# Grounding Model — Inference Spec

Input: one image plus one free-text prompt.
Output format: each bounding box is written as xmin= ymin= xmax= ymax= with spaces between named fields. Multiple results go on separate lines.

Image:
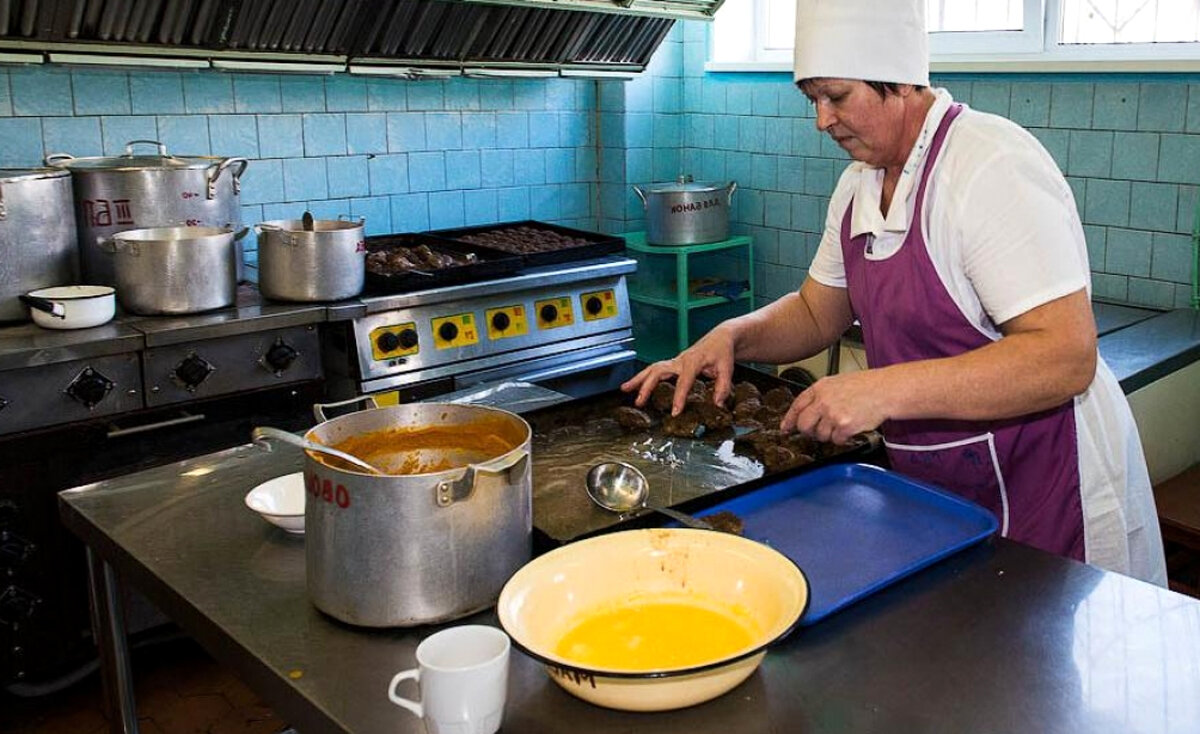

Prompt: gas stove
xmin=324 ymin=256 xmax=638 ymax=402
xmin=0 ymin=287 xmax=324 ymax=437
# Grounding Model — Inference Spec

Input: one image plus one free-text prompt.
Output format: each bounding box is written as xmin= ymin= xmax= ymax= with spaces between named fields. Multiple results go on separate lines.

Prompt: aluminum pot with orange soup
xmin=498 ymin=528 xmax=809 ymax=712
xmin=303 ymin=402 xmax=531 ymax=627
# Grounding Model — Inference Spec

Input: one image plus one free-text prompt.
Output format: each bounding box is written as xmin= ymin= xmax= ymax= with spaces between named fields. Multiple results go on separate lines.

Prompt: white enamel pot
xmin=20 ymin=285 xmax=115 ymax=329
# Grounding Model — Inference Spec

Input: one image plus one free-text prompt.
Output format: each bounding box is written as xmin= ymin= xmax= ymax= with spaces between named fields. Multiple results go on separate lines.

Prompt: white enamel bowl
xmin=22 ymin=285 xmax=116 ymax=329
xmin=244 ymin=473 xmax=306 ymax=534
xmin=497 ymin=528 xmax=808 ymax=712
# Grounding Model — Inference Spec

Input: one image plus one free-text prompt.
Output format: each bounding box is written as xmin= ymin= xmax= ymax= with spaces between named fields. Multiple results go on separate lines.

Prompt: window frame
xmin=706 ymin=0 xmax=1200 ymax=73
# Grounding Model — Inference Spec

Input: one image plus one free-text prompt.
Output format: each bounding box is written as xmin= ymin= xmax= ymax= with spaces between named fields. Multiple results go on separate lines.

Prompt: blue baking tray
xmin=681 ymin=463 xmax=999 ymax=625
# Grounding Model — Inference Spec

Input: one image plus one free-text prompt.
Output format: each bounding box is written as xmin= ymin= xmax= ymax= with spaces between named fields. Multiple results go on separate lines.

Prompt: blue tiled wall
xmin=5 ymin=27 xmax=1198 ymax=311
xmin=0 ymin=66 xmax=598 ymax=265
xmin=642 ymin=21 xmax=1200 ymax=311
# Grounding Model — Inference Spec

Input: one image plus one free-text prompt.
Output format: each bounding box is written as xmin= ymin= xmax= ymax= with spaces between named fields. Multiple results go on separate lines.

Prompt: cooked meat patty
xmin=650 ymin=382 xmax=676 ymax=414
xmin=614 ymin=406 xmax=654 ymax=431
xmin=692 ymin=401 xmax=732 ymax=430
xmin=733 ymin=397 xmax=762 ymax=421
xmin=704 ymin=510 xmax=745 ymax=535
xmin=762 ymin=386 xmax=795 ymax=413
xmin=661 ymin=411 xmax=704 ymax=438
xmin=732 ymin=382 xmax=760 ymax=404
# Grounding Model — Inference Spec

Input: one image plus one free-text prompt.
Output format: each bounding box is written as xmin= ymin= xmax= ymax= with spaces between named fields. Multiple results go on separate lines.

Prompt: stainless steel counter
xmin=60 ymin=444 xmax=1200 ymax=734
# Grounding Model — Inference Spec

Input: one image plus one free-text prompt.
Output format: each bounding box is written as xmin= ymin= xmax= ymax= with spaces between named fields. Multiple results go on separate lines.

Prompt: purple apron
xmin=840 ymin=104 xmax=1085 ymax=560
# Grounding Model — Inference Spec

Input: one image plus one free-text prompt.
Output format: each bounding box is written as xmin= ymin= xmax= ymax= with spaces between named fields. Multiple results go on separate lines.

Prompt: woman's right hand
xmin=620 ymin=325 xmax=738 ymax=415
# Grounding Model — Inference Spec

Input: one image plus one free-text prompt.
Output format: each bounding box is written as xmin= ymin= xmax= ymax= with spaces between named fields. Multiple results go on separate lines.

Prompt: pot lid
xmin=45 ymin=140 xmax=225 ymax=172
xmin=260 ymin=218 xmax=365 ymax=233
xmin=0 ymin=167 xmax=71 ymax=184
xmin=645 ymin=174 xmax=730 ymax=194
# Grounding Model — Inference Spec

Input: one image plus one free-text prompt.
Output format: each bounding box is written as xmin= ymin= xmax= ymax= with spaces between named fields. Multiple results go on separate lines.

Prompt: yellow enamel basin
xmin=497 ymin=528 xmax=808 ymax=712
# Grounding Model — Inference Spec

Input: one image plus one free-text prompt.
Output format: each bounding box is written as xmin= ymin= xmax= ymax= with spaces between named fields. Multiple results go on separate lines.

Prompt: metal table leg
xmin=86 ymin=547 xmax=140 ymax=734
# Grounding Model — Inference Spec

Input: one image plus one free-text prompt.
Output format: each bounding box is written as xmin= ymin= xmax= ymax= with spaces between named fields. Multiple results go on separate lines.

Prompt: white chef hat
xmin=793 ymin=0 xmax=930 ymax=87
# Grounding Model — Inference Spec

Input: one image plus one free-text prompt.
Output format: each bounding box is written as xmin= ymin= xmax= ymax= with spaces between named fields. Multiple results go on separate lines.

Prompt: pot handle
xmin=208 ymin=158 xmax=250 ymax=199
xmin=312 ymin=394 xmax=381 ymax=423
xmin=435 ymin=449 xmax=530 ymax=508
xmin=725 ymin=181 xmax=738 ymax=205
xmin=19 ymin=294 xmax=66 ymax=319
xmin=44 ymin=153 xmax=75 ymax=165
xmin=254 ymin=223 xmax=297 ymax=247
xmin=632 ymin=185 xmax=647 ymax=209
xmin=103 ymin=238 xmax=140 ymax=256
xmin=124 ymin=140 xmax=169 ymax=157
xmin=231 ymin=226 xmax=252 ymax=242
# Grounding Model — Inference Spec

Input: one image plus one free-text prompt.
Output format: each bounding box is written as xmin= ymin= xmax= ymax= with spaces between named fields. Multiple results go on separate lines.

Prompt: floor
xmin=0 ymin=635 xmax=289 ymax=734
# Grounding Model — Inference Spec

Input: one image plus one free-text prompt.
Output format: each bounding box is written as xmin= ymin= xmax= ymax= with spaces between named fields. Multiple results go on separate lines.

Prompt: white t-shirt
xmin=808 ymin=88 xmax=1090 ymax=332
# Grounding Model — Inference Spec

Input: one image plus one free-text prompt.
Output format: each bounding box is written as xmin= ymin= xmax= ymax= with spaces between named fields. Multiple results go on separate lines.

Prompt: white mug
xmin=388 ymin=625 xmax=511 ymax=734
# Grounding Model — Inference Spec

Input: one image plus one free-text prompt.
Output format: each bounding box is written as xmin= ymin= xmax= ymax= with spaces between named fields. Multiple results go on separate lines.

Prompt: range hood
xmin=0 ymin=0 xmax=721 ymax=75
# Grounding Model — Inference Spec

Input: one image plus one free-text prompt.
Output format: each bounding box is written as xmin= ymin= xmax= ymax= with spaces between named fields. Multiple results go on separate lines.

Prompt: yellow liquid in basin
xmin=554 ymin=597 xmax=759 ymax=671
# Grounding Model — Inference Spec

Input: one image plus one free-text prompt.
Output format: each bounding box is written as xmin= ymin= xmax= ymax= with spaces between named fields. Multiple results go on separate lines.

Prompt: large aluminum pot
xmin=108 ymin=226 xmax=238 ymax=315
xmin=634 ymin=175 xmax=737 ymax=246
xmin=0 ymin=168 xmax=78 ymax=321
xmin=257 ymin=217 xmax=365 ymax=302
xmin=303 ymin=400 xmax=532 ymax=627
xmin=46 ymin=140 xmax=248 ymax=286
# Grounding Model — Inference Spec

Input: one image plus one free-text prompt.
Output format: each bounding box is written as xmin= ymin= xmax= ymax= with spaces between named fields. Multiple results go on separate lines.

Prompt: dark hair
xmin=797 ymin=79 xmax=928 ymax=99
xmin=865 ymin=81 xmax=906 ymax=97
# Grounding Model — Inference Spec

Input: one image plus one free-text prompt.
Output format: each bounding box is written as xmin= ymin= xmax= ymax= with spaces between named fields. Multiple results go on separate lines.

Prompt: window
xmin=926 ymin=0 xmax=1043 ymax=54
xmin=1060 ymin=0 xmax=1200 ymax=44
xmin=708 ymin=0 xmax=1200 ymax=72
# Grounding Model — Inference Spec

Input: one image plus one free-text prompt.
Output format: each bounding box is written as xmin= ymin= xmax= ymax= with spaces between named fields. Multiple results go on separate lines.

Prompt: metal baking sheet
xmin=526 ymin=367 xmax=875 ymax=544
xmin=363 ymin=233 xmax=521 ymax=294
xmin=429 ymin=220 xmax=626 ymax=269
xmin=658 ymin=463 xmax=999 ymax=625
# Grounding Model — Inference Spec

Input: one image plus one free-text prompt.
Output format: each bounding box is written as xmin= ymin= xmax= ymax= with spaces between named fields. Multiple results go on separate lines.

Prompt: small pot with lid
xmin=257 ymin=214 xmax=366 ymax=302
xmin=47 ymin=140 xmax=248 ymax=286
xmin=634 ymin=175 xmax=737 ymax=246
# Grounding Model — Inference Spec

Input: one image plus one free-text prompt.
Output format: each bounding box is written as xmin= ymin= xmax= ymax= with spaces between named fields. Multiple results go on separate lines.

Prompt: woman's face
xmin=800 ymin=79 xmax=910 ymax=170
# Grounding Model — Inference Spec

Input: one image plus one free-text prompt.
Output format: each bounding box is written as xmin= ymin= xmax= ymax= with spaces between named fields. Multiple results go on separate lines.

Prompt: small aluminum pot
xmin=303 ymin=400 xmax=532 ymax=627
xmin=256 ymin=218 xmax=365 ymax=302
xmin=108 ymin=226 xmax=238 ymax=315
xmin=634 ymin=176 xmax=737 ymax=246
xmin=19 ymin=285 xmax=115 ymax=330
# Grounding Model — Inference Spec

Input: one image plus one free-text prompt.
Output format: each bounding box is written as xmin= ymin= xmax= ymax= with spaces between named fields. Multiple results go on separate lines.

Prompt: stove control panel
xmin=144 ymin=325 xmax=322 ymax=408
xmin=536 ymin=297 xmax=575 ymax=329
xmin=486 ymin=306 xmax=528 ymax=340
xmin=371 ymin=322 xmax=420 ymax=361
xmin=581 ymin=289 xmax=619 ymax=321
xmin=433 ymin=313 xmax=479 ymax=350
xmin=0 ymin=354 xmax=142 ymax=436
xmin=349 ymin=271 xmax=634 ymax=385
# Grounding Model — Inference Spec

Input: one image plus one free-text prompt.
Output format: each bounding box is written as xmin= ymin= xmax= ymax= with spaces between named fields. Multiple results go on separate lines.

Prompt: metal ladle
xmin=585 ymin=461 xmax=713 ymax=530
xmin=251 ymin=426 xmax=386 ymax=476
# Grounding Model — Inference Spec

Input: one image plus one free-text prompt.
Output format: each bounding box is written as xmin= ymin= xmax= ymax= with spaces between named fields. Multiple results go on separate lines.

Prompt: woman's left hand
xmin=780 ymin=370 xmax=889 ymax=445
